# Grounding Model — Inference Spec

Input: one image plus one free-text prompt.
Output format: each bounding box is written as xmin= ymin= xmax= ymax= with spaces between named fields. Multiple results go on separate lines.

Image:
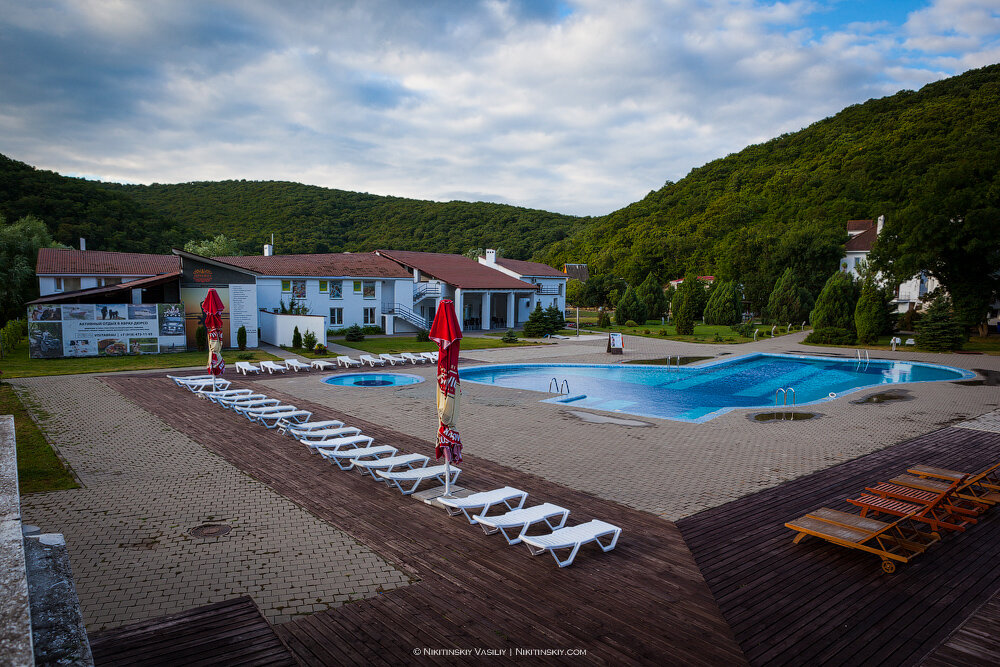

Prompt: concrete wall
xmin=0 ymin=415 xmax=33 ymax=666
xmin=258 ymin=310 xmax=328 ymax=348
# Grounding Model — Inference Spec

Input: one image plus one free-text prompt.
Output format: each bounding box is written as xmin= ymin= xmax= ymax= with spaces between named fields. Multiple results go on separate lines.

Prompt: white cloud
xmin=0 ymin=0 xmax=997 ymax=216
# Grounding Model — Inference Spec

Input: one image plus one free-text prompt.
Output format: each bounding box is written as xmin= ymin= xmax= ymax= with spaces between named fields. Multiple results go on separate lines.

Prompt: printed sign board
xmin=607 ymin=332 xmax=624 ymax=354
xmin=27 ymin=303 xmax=186 ymax=358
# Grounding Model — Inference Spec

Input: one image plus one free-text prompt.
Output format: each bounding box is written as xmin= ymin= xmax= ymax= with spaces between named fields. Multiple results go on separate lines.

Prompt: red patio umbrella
xmin=429 ymin=299 xmax=463 ymax=496
xmin=202 ymin=289 xmax=226 ymax=390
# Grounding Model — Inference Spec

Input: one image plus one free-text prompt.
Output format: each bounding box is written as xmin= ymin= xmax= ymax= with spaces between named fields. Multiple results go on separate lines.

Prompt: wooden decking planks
xmin=88 ymin=596 xmax=296 ymax=666
xmin=923 ymin=588 xmax=1000 ymax=666
xmin=105 ymin=374 xmax=746 ymax=665
xmin=677 ymin=425 xmax=1000 ymax=667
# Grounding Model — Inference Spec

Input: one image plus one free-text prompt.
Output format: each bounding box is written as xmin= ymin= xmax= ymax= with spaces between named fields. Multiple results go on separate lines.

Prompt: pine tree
xmin=854 ymin=276 xmax=892 ymax=344
xmin=543 ymin=304 xmax=565 ymax=334
xmin=292 ymin=326 xmax=302 ymax=349
xmin=703 ymin=280 xmax=742 ymax=325
xmin=523 ymin=303 xmax=548 ymax=337
xmin=237 ymin=325 xmax=247 ymax=350
xmin=636 ymin=274 xmax=666 ymax=321
xmin=810 ymin=271 xmax=858 ymax=330
xmin=767 ymin=268 xmax=813 ymax=325
xmin=615 ymin=286 xmax=648 ymax=325
xmin=915 ymin=294 xmax=965 ymax=351
xmin=671 ymin=279 xmax=701 ymax=335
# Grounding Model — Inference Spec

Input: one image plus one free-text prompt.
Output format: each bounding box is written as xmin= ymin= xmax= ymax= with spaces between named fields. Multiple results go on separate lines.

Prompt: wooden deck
xmin=104 ymin=374 xmax=746 ymax=665
xmin=924 ymin=588 xmax=1000 ymax=666
xmin=676 ymin=425 xmax=1000 ymax=666
xmin=88 ymin=596 xmax=296 ymax=666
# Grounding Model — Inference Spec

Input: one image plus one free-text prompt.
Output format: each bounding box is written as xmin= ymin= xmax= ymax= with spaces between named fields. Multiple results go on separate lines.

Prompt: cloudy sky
xmin=1 ymin=1 xmax=998 ymax=216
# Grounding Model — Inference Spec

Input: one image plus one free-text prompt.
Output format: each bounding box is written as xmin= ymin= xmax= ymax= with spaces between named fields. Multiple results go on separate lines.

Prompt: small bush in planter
xmin=344 ymin=325 xmax=365 ymax=342
xmin=313 ymin=343 xmax=328 ymax=354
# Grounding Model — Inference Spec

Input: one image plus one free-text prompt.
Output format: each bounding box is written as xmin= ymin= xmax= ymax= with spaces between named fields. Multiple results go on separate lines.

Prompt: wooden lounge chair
xmin=521 ymin=520 xmax=621 ymax=568
xmin=909 ymin=462 xmax=1000 ymax=494
xmin=846 ymin=477 xmax=975 ymax=533
xmin=379 ymin=353 xmax=407 ymax=365
xmin=892 ymin=472 xmax=1000 ymax=507
xmin=473 ymin=503 xmax=570 ymax=544
xmin=437 ymin=487 xmax=528 ymax=524
xmin=785 ymin=507 xmax=941 ymax=573
xmin=359 ymin=354 xmax=386 ymax=367
xmin=376 ymin=464 xmax=461 ymax=495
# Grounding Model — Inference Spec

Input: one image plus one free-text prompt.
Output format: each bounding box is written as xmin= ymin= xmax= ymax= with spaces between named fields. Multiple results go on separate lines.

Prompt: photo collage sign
xmin=27 ymin=303 xmax=186 ymax=358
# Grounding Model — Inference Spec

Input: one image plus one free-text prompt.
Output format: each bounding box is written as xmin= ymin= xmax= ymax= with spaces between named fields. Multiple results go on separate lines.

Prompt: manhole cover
xmin=190 ymin=524 xmax=231 ymax=538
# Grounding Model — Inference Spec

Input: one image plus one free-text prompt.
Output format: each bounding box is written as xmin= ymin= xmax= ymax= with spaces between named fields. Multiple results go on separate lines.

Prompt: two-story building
xmin=476 ymin=249 xmax=567 ymax=322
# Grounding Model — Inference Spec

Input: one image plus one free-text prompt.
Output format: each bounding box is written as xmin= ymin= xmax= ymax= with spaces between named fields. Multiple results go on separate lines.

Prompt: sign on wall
xmin=27 ymin=303 xmax=186 ymax=358
xmin=179 ymin=284 xmax=258 ymax=349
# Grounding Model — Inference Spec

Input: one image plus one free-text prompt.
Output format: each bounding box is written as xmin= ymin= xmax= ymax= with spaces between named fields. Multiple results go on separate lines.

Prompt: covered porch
xmin=454 ymin=289 xmax=536 ymax=331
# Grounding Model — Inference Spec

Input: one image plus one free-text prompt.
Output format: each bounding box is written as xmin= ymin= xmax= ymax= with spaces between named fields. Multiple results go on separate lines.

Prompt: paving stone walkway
xmin=12 ymin=376 xmax=411 ymax=631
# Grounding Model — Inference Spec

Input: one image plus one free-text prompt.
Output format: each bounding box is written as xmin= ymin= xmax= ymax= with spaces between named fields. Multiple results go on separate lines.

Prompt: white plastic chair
xmin=520 ymin=520 xmax=621 ymax=567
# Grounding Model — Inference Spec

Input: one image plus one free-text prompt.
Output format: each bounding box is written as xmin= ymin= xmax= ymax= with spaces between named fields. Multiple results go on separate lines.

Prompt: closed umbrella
xmin=428 ymin=299 xmax=463 ymax=497
xmin=202 ymin=289 xmax=226 ymax=390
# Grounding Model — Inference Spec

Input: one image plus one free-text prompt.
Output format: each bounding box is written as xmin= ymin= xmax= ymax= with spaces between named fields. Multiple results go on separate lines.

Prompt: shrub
xmin=643 ymin=329 xmax=651 ymax=334
xmin=523 ymin=304 xmax=549 ymax=337
xmin=636 ymin=273 xmax=667 ymax=320
xmin=313 ymin=343 xmax=328 ymax=354
xmin=344 ymin=324 xmax=365 ymax=342
xmin=615 ymin=286 xmax=647 ymax=326
xmin=730 ymin=322 xmax=755 ymax=338
xmin=804 ymin=327 xmax=857 ymax=345
xmin=625 ymin=320 xmax=638 ymax=327
xmin=501 ymin=329 xmax=518 ymax=343
xmin=659 ymin=329 xmax=669 ymax=336
xmin=597 ymin=312 xmax=611 ymax=328
xmin=236 ymin=352 xmax=254 ymax=360
xmin=543 ymin=304 xmax=566 ymax=333
xmin=704 ymin=280 xmax=742 ymax=326
xmin=1 ymin=319 xmax=26 ymax=358
xmin=301 ymin=330 xmax=317 ymax=350
xmin=292 ymin=326 xmax=302 ymax=349
xmin=236 ymin=325 xmax=247 ymax=350
xmin=810 ymin=271 xmax=858 ymax=330
xmin=195 ymin=325 xmax=208 ymax=351
xmin=855 ymin=277 xmax=893 ymax=344
xmin=767 ymin=268 xmax=813 ymax=325
xmin=671 ymin=279 xmax=700 ymax=336
xmin=415 ymin=329 xmax=430 ymax=342
xmin=361 ymin=325 xmax=384 ymax=335
xmin=915 ymin=295 xmax=965 ymax=351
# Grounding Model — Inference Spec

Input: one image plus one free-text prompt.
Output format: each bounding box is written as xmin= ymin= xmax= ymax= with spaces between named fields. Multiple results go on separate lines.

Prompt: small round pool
xmin=323 ymin=373 xmax=424 ymax=388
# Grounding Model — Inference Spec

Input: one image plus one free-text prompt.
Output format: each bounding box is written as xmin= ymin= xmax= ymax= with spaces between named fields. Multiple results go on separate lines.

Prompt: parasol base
xmin=414 ymin=485 xmax=470 ymax=505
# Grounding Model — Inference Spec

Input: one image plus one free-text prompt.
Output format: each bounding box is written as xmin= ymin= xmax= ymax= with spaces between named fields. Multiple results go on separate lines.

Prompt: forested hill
xmin=537 ymin=63 xmax=1000 ymax=308
xmin=0 ymin=154 xmax=190 ymax=252
xmin=99 ymin=180 xmax=584 ymax=259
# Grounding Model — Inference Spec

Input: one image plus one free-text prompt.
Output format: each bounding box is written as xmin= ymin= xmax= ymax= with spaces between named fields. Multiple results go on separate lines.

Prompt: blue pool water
xmin=459 ymin=353 xmax=974 ymax=422
xmin=324 ymin=373 xmax=423 ymax=388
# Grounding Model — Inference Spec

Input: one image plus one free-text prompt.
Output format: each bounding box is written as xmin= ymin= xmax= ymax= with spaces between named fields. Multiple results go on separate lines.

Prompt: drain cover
xmin=354 ymin=379 xmax=393 ymax=386
xmin=190 ymin=524 xmax=231 ymax=538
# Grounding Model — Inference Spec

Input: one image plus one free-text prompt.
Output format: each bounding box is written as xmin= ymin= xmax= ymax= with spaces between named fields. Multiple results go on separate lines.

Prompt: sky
xmin=1 ymin=1 xmax=998 ymax=217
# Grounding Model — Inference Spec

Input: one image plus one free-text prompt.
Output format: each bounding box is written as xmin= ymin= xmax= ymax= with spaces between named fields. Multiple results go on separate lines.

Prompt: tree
xmin=854 ymin=276 xmax=892 ymax=344
xmin=704 ymin=280 xmax=742 ymax=326
xmin=183 ymin=234 xmax=243 ymax=257
xmin=766 ymin=268 xmax=813 ymax=325
xmin=636 ymin=273 xmax=667 ymax=320
xmin=915 ymin=294 xmax=965 ymax=351
xmin=523 ymin=303 xmax=549 ymax=337
xmin=292 ymin=326 xmax=302 ymax=349
xmin=543 ymin=304 xmax=565 ymax=333
xmin=671 ymin=276 xmax=703 ymax=335
xmin=237 ymin=325 xmax=247 ymax=350
xmin=810 ymin=271 xmax=858 ymax=330
xmin=615 ymin=286 xmax=647 ymax=325
xmin=195 ymin=325 xmax=208 ymax=351
xmin=1 ymin=214 xmax=61 ymax=322
xmin=566 ymin=279 xmax=586 ymax=307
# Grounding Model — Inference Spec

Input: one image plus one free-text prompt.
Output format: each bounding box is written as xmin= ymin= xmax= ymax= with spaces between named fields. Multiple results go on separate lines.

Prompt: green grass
xmin=577 ymin=321 xmax=801 ymax=344
xmin=0 ymin=383 xmax=78 ymax=494
xmin=800 ymin=334 xmax=1000 ymax=355
xmin=0 ymin=340 xmax=281 ymax=379
xmin=297 ymin=335 xmax=550 ymax=356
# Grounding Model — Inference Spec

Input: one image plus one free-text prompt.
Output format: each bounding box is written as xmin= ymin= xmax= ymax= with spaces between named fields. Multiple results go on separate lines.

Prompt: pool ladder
xmin=549 ymin=378 xmax=570 ymax=395
xmin=775 ymin=387 xmax=796 ymax=419
xmin=856 ymin=349 xmax=870 ymax=362
xmin=666 ymin=355 xmax=682 ymax=370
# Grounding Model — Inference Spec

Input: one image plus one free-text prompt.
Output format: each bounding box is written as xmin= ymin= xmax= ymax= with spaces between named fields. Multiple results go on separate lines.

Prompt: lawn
xmin=0 ymin=340 xmax=281 ymax=379
xmin=800 ymin=334 xmax=1000 ymax=355
xmin=576 ymin=321 xmax=803 ymax=344
xmin=292 ymin=335 xmax=551 ymax=357
xmin=0 ymin=383 xmax=78 ymax=494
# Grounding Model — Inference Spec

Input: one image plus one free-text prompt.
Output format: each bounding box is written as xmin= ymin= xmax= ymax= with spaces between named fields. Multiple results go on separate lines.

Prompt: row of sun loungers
xmin=169 ymin=372 xmax=618 ymax=567
xmin=232 ymin=351 xmax=440 ymax=375
xmin=786 ymin=461 xmax=1000 ymax=573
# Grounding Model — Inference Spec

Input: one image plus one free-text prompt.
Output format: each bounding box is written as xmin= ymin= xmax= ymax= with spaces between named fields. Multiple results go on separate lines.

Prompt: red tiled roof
xmin=376 ymin=250 xmax=537 ymax=290
xmin=847 ymin=219 xmax=874 ymax=233
xmin=215 ymin=253 xmax=411 ymax=278
xmin=492 ymin=257 xmax=566 ymax=278
xmin=26 ymin=271 xmax=182 ymax=304
xmin=845 ymin=227 xmax=877 ymax=252
xmin=36 ymin=249 xmax=179 ymax=276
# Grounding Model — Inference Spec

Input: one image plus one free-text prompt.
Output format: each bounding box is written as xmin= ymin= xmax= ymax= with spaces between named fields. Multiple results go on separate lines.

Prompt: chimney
xmin=79 ymin=238 xmax=86 ymax=251
xmin=263 ymin=244 xmax=273 ymax=256
xmin=876 ymin=215 xmax=885 ymax=235
xmin=485 ymin=249 xmax=497 ymax=264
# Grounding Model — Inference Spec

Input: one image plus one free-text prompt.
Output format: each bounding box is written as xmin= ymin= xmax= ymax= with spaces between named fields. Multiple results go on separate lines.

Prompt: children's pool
xmin=459 ymin=353 xmax=974 ymax=422
xmin=323 ymin=373 xmax=423 ymax=388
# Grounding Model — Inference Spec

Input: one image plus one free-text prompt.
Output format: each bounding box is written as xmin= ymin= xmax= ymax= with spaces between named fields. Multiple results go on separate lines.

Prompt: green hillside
xmin=538 ymin=63 xmax=1000 ymax=312
xmin=100 ymin=180 xmax=584 ymax=260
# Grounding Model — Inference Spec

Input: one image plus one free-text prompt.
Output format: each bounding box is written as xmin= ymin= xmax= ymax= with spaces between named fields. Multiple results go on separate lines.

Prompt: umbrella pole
xmin=443 ymin=447 xmax=452 ymax=498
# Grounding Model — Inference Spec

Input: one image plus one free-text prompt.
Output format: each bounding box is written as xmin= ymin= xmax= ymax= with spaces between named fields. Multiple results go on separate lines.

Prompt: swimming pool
xmin=459 ymin=353 xmax=975 ymax=422
xmin=323 ymin=373 xmax=424 ymax=388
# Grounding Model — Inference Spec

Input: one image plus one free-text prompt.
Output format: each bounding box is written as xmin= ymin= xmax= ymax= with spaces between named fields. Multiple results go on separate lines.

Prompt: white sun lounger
xmin=473 ymin=503 xmax=570 ymax=544
xmin=520 ymin=520 xmax=621 ymax=568
xmin=419 ymin=351 xmax=439 ymax=363
xmin=234 ymin=361 xmax=261 ymax=375
xmin=285 ymin=358 xmax=311 ymax=372
xmin=236 ymin=403 xmax=293 ymax=417
xmin=278 ymin=419 xmax=345 ymax=436
xmin=296 ymin=426 xmax=363 ymax=442
xmin=216 ymin=393 xmax=267 ymax=408
xmin=311 ymin=359 xmax=336 ymax=370
xmin=354 ymin=453 xmax=428 ymax=480
xmin=400 ymin=353 xmax=428 ymax=364
xmin=197 ymin=388 xmax=253 ymax=403
xmin=255 ymin=409 xmax=312 ymax=428
xmin=168 ymin=374 xmax=215 ymax=386
xmin=377 ymin=464 xmax=461 ymax=495
xmin=317 ymin=444 xmax=399 ymax=470
xmin=260 ymin=360 xmax=288 ymax=374
xmin=359 ymin=354 xmax=386 ymax=367
xmin=226 ymin=397 xmax=280 ymax=412
xmin=337 ymin=356 xmax=363 ymax=368
xmin=437 ymin=487 xmax=527 ymax=524
xmin=302 ymin=435 xmax=374 ymax=453
xmin=169 ymin=376 xmax=232 ymax=392
xmin=379 ymin=353 xmax=407 ymax=365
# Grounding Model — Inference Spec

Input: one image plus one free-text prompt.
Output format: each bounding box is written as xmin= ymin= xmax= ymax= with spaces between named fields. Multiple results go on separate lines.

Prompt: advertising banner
xmin=27 ymin=303 xmax=186 ymax=358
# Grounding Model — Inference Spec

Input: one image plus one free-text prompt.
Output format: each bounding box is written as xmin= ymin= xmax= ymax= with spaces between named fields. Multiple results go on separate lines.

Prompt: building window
xmin=558 ymin=283 xmax=563 ymax=295
xmin=363 ymin=307 xmax=376 ymax=325
xmin=98 ymin=277 xmax=121 ymax=287
xmin=319 ymin=280 xmax=328 ymax=293
xmin=363 ymin=280 xmax=376 ymax=299
xmin=54 ymin=277 xmax=81 ymax=292
xmin=329 ymin=308 xmax=343 ymax=326
xmin=281 ymin=280 xmax=291 ymax=293
xmin=353 ymin=280 xmax=362 ymax=294
xmin=290 ymin=280 xmax=306 ymax=299
xmin=330 ymin=281 xmax=343 ymax=299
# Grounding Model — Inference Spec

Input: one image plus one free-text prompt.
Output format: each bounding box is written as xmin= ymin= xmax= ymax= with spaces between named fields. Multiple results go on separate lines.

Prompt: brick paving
xmin=11 ymin=376 xmax=411 ymax=632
